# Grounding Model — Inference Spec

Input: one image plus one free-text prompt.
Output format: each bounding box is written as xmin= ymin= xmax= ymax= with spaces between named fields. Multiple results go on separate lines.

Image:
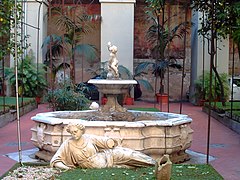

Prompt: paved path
xmin=0 ymin=104 xmax=51 ymax=177
xmin=0 ymin=102 xmax=240 ymax=179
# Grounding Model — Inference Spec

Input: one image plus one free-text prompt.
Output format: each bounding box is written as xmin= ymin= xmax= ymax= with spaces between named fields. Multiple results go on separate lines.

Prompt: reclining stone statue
xmin=50 ymin=122 xmax=156 ymax=169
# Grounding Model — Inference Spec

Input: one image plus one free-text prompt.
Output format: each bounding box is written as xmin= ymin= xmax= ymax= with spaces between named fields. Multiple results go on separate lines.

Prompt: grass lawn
xmin=1 ymin=164 xmax=223 ymax=180
xmin=0 ymin=96 xmax=35 ymax=108
xmin=129 ymin=107 xmax=160 ymax=112
xmin=212 ymin=102 xmax=240 ymax=111
xmin=207 ymin=101 xmax=240 ymax=117
xmin=0 ymin=96 xmax=35 ymax=111
xmin=59 ymin=165 xmax=223 ymax=180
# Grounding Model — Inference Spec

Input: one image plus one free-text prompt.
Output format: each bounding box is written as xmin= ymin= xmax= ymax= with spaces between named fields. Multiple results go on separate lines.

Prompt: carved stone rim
xmin=88 ymin=79 xmax=137 ymax=85
xmin=31 ymin=110 xmax=192 ymax=127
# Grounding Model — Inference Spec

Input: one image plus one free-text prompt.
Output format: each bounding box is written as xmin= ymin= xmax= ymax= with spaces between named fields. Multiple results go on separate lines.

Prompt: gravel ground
xmin=2 ymin=166 xmax=62 ymax=180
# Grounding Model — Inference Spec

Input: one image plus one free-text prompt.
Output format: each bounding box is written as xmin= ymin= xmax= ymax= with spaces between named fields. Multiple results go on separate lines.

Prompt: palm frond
xmin=137 ymin=79 xmax=154 ymax=92
xmin=135 ymin=62 xmax=154 ymax=75
xmin=55 ymin=15 xmax=76 ymax=32
xmin=118 ymin=65 xmax=133 ymax=79
xmin=55 ymin=63 xmax=71 ymax=72
xmin=42 ymin=34 xmax=62 ymax=48
xmin=44 ymin=44 xmax=63 ymax=61
xmin=74 ymin=44 xmax=98 ymax=63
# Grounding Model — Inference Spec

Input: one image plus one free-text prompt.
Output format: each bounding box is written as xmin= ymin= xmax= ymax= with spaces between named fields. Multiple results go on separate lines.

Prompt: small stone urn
xmin=155 ymin=154 xmax=172 ymax=180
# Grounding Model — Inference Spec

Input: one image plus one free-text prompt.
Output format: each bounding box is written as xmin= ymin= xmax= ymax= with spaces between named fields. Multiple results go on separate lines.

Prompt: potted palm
xmin=135 ymin=0 xmax=188 ymax=103
xmin=42 ymin=6 xmax=98 ymax=84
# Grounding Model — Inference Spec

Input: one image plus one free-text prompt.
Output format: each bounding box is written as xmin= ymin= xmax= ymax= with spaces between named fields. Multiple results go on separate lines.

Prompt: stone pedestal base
xmin=100 ymin=95 xmax=127 ymax=112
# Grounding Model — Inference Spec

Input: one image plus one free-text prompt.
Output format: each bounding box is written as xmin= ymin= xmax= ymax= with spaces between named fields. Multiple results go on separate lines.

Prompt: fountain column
xmin=100 ymin=0 xmax=135 ymax=73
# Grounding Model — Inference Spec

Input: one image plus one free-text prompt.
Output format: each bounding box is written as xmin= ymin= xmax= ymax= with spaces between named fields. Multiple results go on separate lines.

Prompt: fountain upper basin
xmin=88 ymin=79 xmax=137 ymax=94
xmin=88 ymin=79 xmax=137 ymax=85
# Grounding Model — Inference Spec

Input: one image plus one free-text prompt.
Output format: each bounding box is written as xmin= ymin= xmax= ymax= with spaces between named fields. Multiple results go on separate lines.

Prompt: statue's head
xmin=66 ymin=122 xmax=85 ymax=134
xmin=109 ymin=45 xmax=118 ymax=53
xmin=107 ymin=41 xmax=118 ymax=54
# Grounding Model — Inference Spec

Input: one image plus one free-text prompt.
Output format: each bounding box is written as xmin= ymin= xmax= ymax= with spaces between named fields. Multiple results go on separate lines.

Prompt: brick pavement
xmin=0 ymin=102 xmax=240 ymax=179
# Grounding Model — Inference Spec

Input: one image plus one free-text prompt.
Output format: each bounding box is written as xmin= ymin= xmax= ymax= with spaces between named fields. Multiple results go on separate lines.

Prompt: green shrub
xmin=194 ymin=72 xmax=230 ymax=102
xmin=45 ymin=82 xmax=90 ymax=111
xmin=5 ymin=53 xmax=47 ymax=97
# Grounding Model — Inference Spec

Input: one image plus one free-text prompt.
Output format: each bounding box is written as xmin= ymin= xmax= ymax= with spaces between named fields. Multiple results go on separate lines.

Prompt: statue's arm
xmin=50 ymin=139 xmax=74 ymax=169
xmin=90 ymin=135 xmax=117 ymax=149
xmin=106 ymin=138 xmax=115 ymax=148
xmin=54 ymin=162 xmax=71 ymax=170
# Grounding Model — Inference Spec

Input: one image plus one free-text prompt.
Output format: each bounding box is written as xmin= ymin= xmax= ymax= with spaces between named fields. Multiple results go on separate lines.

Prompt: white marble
xmin=88 ymin=79 xmax=137 ymax=85
xmin=31 ymin=110 xmax=191 ymax=126
xmin=31 ymin=110 xmax=193 ymax=162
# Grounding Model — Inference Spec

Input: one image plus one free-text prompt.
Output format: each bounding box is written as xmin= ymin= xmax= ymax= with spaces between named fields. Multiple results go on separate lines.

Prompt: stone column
xmin=10 ymin=0 xmax=48 ymax=66
xmin=99 ymin=0 xmax=136 ymax=74
xmin=24 ymin=0 xmax=48 ymax=63
xmin=189 ymin=10 xmax=229 ymax=103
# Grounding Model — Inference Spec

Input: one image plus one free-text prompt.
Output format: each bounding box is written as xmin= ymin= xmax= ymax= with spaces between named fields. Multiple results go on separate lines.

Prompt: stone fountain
xmin=31 ymin=42 xmax=193 ymax=163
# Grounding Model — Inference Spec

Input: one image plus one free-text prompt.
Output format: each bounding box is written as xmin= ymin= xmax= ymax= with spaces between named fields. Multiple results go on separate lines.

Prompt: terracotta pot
xmin=156 ymin=93 xmax=168 ymax=104
xmin=35 ymin=97 xmax=41 ymax=104
xmin=198 ymin=99 xmax=207 ymax=106
xmin=101 ymin=97 xmax=108 ymax=105
xmin=124 ymin=97 xmax=134 ymax=105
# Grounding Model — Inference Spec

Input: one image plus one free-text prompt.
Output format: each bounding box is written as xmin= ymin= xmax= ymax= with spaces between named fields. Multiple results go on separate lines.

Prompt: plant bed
xmin=0 ymin=97 xmax=37 ymax=128
xmin=0 ymin=162 xmax=61 ymax=180
xmin=193 ymin=72 xmax=230 ymax=106
xmin=1 ymin=163 xmax=223 ymax=180
xmin=0 ymin=97 xmax=36 ymax=107
xmin=225 ymin=111 xmax=240 ymax=123
xmin=212 ymin=102 xmax=240 ymax=112
xmin=202 ymin=103 xmax=240 ymax=134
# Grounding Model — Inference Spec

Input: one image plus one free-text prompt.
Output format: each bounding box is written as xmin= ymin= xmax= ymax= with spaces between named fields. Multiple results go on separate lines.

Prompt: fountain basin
xmin=88 ymin=79 xmax=137 ymax=94
xmin=31 ymin=110 xmax=193 ymax=163
xmin=88 ymin=79 xmax=138 ymax=112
